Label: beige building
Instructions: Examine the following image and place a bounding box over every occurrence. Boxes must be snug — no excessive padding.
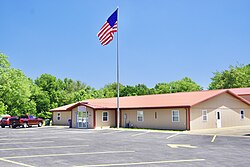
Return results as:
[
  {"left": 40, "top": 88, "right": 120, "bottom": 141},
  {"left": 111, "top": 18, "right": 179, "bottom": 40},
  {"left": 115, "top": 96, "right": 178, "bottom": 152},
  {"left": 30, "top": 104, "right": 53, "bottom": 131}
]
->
[{"left": 50, "top": 87, "right": 250, "bottom": 130}]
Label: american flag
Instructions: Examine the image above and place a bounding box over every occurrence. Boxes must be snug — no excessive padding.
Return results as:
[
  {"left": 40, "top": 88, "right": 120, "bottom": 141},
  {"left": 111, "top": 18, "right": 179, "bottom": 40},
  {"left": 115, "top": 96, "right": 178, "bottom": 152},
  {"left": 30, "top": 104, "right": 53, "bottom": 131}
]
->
[{"left": 97, "top": 9, "right": 118, "bottom": 46}]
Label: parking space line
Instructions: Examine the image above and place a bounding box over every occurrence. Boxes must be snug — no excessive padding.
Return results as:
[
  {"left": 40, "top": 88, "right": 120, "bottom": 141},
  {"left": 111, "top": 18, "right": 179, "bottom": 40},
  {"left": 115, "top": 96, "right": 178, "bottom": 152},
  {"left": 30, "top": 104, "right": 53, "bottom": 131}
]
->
[
  {"left": 76, "top": 158, "right": 205, "bottom": 167},
  {"left": 67, "top": 131, "right": 94, "bottom": 134},
  {"left": 0, "top": 158, "right": 35, "bottom": 167},
  {"left": 166, "top": 133, "right": 180, "bottom": 139},
  {"left": 0, "top": 144, "right": 89, "bottom": 151},
  {"left": 0, "top": 141, "right": 54, "bottom": 145},
  {"left": 131, "top": 132, "right": 149, "bottom": 137},
  {"left": 102, "top": 131, "right": 123, "bottom": 135},
  {"left": 211, "top": 135, "right": 217, "bottom": 142},
  {"left": 2, "top": 150, "right": 135, "bottom": 159}
]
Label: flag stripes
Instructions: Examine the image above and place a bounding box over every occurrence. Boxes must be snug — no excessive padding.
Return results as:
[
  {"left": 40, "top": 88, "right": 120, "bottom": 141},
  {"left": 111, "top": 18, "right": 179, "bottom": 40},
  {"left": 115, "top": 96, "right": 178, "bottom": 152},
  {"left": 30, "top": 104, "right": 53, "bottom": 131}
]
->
[
  {"left": 97, "top": 9, "right": 118, "bottom": 46},
  {"left": 97, "top": 22, "right": 117, "bottom": 45}
]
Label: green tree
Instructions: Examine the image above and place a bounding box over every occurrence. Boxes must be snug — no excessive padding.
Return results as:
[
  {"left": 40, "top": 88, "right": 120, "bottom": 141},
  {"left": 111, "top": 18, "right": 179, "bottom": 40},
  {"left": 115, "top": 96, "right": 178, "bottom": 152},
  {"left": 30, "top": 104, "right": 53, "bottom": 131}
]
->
[
  {"left": 0, "top": 101, "right": 7, "bottom": 115},
  {"left": 0, "top": 53, "right": 10, "bottom": 68},
  {"left": 35, "top": 74, "right": 61, "bottom": 109},
  {"left": 154, "top": 82, "right": 171, "bottom": 94},
  {"left": 209, "top": 64, "right": 250, "bottom": 89},
  {"left": 0, "top": 53, "right": 207, "bottom": 118},
  {"left": 133, "top": 84, "right": 155, "bottom": 96},
  {"left": 155, "top": 77, "right": 202, "bottom": 94},
  {"left": 0, "top": 53, "right": 36, "bottom": 116},
  {"left": 35, "top": 74, "right": 59, "bottom": 93},
  {"left": 120, "top": 85, "right": 137, "bottom": 96},
  {"left": 30, "top": 85, "right": 51, "bottom": 119},
  {"left": 34, "top": 74, "right": 98, "bottom": 118},
  {"left": 99, "top": 83, "right": 125, "bottom": 98}
]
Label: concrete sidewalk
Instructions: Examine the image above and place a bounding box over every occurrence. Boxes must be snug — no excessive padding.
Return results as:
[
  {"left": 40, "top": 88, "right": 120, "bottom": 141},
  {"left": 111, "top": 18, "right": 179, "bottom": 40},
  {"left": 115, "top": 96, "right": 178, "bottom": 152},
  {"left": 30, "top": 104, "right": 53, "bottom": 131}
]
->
[{"left": 184, "top": 125, "right": 250, "bottom": 137}]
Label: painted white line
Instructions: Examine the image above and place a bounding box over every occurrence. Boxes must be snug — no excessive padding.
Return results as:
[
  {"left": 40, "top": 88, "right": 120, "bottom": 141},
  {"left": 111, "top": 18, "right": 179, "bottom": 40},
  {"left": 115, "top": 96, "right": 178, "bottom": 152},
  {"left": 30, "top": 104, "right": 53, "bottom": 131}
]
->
[
  {"left": 67, "top": 131, "right": 94, "bottom": 134},
  {"left": 102, "top": 131, "right": 123, "bottom": 135},
  {"left": 0, "top": 145, "right": 89, "bottom": 151},
  {"left": 0, "top": 158, "right": 35, "bottom": 167},
  {"left": 211, "top": 135, "right": 217, "bottom": 143},
  {"left": 3, "top": 150, "right": 135, "bottom": 159},
  {"left": 167, "top": 144, "right": 197, "bottom": 149},
  {"left": 166, "top": 133, "right": 180, "bottom": 139},
  {"left": 131, "top": 132, "right": 149, "bottom": 137},
  {"left": 0, "top": 141, "right": 54, "bottom": 145},
  {"left": 76, "top": 158, "right": 205, "bottom": 167}
]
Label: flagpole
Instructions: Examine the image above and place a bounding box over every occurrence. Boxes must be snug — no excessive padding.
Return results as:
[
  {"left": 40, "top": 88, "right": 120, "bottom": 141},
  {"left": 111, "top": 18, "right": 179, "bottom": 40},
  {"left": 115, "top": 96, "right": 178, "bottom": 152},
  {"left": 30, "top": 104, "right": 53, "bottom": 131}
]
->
[{"left": 116, "top": 7, "right": 120, "bottom": 129}]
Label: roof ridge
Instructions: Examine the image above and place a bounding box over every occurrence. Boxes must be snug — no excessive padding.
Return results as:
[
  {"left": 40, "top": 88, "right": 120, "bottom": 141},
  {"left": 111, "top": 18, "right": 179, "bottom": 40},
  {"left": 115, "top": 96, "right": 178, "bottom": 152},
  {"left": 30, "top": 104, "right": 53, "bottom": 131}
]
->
[{"left": 50, "top": 87, "right": 250, "bottom": 111}]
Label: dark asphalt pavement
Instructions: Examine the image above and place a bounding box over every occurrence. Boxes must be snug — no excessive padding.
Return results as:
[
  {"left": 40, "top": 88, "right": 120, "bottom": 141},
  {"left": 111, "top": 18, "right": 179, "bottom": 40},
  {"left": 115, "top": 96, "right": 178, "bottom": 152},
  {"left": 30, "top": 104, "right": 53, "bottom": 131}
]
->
[{"left": 0, "top": 126, "right": 250, "bottom": 166}]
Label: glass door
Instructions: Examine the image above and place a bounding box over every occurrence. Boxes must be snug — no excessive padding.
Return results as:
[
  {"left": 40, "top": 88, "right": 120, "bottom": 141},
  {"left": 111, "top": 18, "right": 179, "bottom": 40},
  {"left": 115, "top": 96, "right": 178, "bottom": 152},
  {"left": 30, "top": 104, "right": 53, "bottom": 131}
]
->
[
  {"left": 82, "top": 111, "right": 88, "bottom": 128},
  {"left": 77, "top": 111, "right": 88, "bottom": 128}
]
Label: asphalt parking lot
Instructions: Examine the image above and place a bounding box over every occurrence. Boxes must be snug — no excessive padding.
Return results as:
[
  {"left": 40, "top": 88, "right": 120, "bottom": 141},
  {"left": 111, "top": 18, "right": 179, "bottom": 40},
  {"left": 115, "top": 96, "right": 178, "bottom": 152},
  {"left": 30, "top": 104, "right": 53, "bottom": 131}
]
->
[{"left": 0, "top": 126, "right": 250, "bottom": 167}]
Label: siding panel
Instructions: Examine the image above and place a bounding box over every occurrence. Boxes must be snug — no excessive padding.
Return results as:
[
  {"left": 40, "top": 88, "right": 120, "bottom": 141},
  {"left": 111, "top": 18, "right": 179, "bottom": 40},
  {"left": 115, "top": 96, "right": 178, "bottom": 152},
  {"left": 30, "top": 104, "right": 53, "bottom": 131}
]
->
[
  {"left": 191, "top": 93, "right": 250, "bottom": 130},
  {"left": 121, "top": 108, "right": 186, "bottom": 130}
]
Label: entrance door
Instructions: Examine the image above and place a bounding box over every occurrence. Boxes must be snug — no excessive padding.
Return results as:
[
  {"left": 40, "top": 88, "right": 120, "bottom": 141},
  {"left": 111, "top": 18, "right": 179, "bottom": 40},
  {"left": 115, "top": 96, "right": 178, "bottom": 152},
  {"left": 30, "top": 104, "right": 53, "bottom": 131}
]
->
[
  {"left": 216, "top": 111, "right": 221, "bottom": 128},
  {"left": 77, "top": 111, "right": 88, "bottom": 128},
  {"left": 124, "top": 113, "right": 127, "bottom": 127}
]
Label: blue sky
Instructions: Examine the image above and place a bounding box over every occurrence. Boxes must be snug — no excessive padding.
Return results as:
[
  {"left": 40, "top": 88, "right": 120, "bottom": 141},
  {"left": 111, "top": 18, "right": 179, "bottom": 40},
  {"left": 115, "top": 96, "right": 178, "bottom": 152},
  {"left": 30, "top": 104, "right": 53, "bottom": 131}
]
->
[{"left": 1, "top": 0, "right": 249, "bottom": 89}]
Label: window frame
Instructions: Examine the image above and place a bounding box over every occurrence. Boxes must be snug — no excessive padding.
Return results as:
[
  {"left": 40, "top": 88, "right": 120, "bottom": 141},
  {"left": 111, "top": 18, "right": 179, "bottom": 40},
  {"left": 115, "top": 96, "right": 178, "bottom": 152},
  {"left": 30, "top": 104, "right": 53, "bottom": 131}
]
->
[
  {"left": 172, "top": 110, "right": 179, "bottom": 122},
  {"left": 240, "top": 110, "right": 245, "bottom": 120},
  {"left": 137, "top": 111, "right": 144, "bottom": 122},
  {"left": 57, "top": 112, "right": 61, "bottom": 121},
  {"left": 202, "top": 110, "right": 208, "bottom": 121},
  {"left": 102, "top": 111, "right": 109, "bottom": 122}
]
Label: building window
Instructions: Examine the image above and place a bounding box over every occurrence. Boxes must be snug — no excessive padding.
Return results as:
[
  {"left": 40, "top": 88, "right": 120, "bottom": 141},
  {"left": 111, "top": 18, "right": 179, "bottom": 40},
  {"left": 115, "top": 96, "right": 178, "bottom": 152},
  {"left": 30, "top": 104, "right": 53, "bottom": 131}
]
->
[
  {"left": 202, "top": 110, "right": 208, "bottom": 121},
  {"left": 172, "top": 110, "right": 179, "bottom": 122},
  {"left": 57, "top": 112, "right": 61, "bottom": 121},
  {"left": 102, "top": 111, "right": 109, "bottom": 122},
  {"left": 137, "top": 111, "right": 144, "bottom": 122},
  {"left": 240, "top": 110, "right": 244, "bottom": 120},
  {"left": 154, "top": 112, "right": 157, "bottom": 119}
]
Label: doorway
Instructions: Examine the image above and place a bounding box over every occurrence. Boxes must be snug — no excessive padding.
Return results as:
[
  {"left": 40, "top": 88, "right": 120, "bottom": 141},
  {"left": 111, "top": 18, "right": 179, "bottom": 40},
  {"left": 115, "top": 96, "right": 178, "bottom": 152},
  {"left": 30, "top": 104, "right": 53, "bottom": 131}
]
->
[
  {"left": 216, "top": 111, "right": 221, "bottom": 128},
  {"left": 77, "top": 111, "right": 88, "bottom": 128},
  {"left": 124, "top": 113, "right": 127, "bottom": 127}
]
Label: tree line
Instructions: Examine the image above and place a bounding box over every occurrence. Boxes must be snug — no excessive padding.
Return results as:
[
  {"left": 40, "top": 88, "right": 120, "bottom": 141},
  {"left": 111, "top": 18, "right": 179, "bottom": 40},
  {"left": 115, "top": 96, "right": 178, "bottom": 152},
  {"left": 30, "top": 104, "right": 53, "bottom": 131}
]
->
[{"left": 0, "top": 53, "right": 249, "bottom": 118}]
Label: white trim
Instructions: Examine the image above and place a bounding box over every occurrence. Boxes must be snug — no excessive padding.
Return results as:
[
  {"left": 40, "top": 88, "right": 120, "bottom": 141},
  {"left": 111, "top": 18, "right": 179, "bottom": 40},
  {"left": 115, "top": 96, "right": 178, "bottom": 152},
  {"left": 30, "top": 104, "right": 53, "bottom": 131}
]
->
[
  {"left": 172, "top": 110, "right": 179, "bottom": 122},
  {"left": 240, "top": 110, "right": 245, "bottom": 120},
  {"left": 137, "top": 111, "right": 144, "bottom": 122},
  {"left": 202, "top": 110, "right": 208, "bottom": 122},
  {"left": 102, "top": 111, "right": 109, "bottom": 122}
]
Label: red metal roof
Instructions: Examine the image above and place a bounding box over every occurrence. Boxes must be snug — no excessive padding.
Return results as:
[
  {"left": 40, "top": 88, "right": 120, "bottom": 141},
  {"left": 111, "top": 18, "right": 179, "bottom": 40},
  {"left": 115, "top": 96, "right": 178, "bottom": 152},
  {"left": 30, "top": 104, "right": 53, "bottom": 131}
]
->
[
  {"left": 229, "top": 87, "right": 250, "bottom": 95},
  {"left": 50, "top": 88, "right": 250, "bottom": 111}
]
